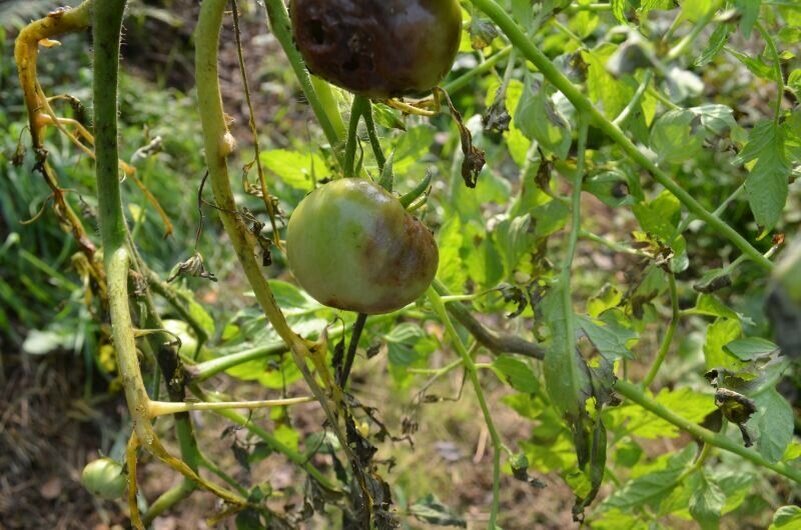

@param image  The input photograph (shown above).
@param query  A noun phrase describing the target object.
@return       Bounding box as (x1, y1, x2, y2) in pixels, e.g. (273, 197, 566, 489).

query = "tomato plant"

(5, 0, 801, 529)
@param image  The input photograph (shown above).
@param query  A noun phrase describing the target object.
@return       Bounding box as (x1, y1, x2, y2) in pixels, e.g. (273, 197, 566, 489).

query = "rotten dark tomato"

(290, 0, 462, 98)
(286, 178, 439, 314)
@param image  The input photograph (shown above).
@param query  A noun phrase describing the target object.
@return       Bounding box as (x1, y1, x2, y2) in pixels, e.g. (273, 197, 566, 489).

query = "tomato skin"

(290, 0, 462, 99)
(81, 458, 126, 500)
(286, 178, 438, 314)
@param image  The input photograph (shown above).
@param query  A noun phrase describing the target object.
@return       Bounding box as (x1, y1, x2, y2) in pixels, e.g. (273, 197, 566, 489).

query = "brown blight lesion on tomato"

(286, 178, 438, 314)
(290, 0, 462, 99)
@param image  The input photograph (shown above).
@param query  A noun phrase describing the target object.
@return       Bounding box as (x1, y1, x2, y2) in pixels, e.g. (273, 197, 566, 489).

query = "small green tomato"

(81, 457, 126, 500)
(286, 178, 438, 314)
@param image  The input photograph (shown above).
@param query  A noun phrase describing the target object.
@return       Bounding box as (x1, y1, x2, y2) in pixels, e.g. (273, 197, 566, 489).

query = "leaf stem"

(642, 273, 679, 388)
(612, 70, 653, 127)
(427, 287, 505, 527)
(362, 100, 387, 171)
(343, 95, 368, 178)
(665, 0, 724, 61)
(443, 45, 513, 94)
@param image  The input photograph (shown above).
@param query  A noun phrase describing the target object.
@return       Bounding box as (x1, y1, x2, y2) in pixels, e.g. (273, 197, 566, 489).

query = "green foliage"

(4, 0, 800, 528)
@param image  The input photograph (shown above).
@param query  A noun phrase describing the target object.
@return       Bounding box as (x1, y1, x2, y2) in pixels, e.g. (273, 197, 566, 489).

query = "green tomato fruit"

(290, 0, 462, 99)
(286, 178, 438, 314)
(81, 457, 126, 500)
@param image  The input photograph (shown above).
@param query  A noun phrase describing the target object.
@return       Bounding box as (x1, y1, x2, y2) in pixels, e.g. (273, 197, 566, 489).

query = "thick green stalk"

(94, 0, 154, 448)
(468, 0, 773, 271)
(615, 380, 801, 484)
(195, 0, 365, 510)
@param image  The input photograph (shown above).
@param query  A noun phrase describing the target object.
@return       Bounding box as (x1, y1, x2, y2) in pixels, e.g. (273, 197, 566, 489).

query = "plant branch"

(469, 0, 773, 271)
(433, 279, 545, 359)
(343, 95, 368, 178)
(96, 3, 247, 519)
(148, 396, 314, 417)
(642, 273, 679, 388)
(427, 287, 505, 527)
(614, 380, 801, 484)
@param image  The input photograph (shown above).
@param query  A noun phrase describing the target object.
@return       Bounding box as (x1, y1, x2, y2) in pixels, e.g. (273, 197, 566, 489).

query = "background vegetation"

(1, 0, 800, 528)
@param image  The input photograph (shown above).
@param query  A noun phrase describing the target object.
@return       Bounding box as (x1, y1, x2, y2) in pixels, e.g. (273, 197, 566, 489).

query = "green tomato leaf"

(601, 445, 694, 510)
(632, 190, 681, 241)
(703, 318, 743, 370)
(409, 494, 467, 528)
(514, 75, 572, 159)
(577, 314, 637, 361)
(541, 282, 591, 419)
(260, 149, 326, 190)
(750, 388, 794, 463)
(583, 44, 636, 118)
(742, 123, 791, 236)
(686, 294, 740, 320)
(608, 388, 717, 439)
(689, 471, 725, 530)
(492, 355, 540, 394)
(649, 109, 704, 163)
(695, 23, 733, 66)
(611, 0, 629, 24)
(770, 506, 801, 530)
(724, 337, 780, 361)
(587, 284, 624, 318)
(437, 216, 467, 291)
(733, 0, 761, 38)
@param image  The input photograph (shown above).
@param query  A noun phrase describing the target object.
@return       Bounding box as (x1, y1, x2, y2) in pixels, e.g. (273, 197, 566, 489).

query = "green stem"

(615, 380, 801, 484)
(362, 100, 386, 171)
(142, 481, 195, 525)
(310, 75, 347, 139)
(642, 274, 679, 388)
(612, 70, 653, 127)
(468, 0, 772, 271)
(195, 388, 340, 493)
(144, 267, 209, 345)
(442, 45, 513, 94)
(666, 0, 724, 61)
(432, 279, 545, 359)
(343, 96, 368, 178)
(199, 452, 249, 495)
(428, 287, 504, 528)
(94, 0, 154, 449)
